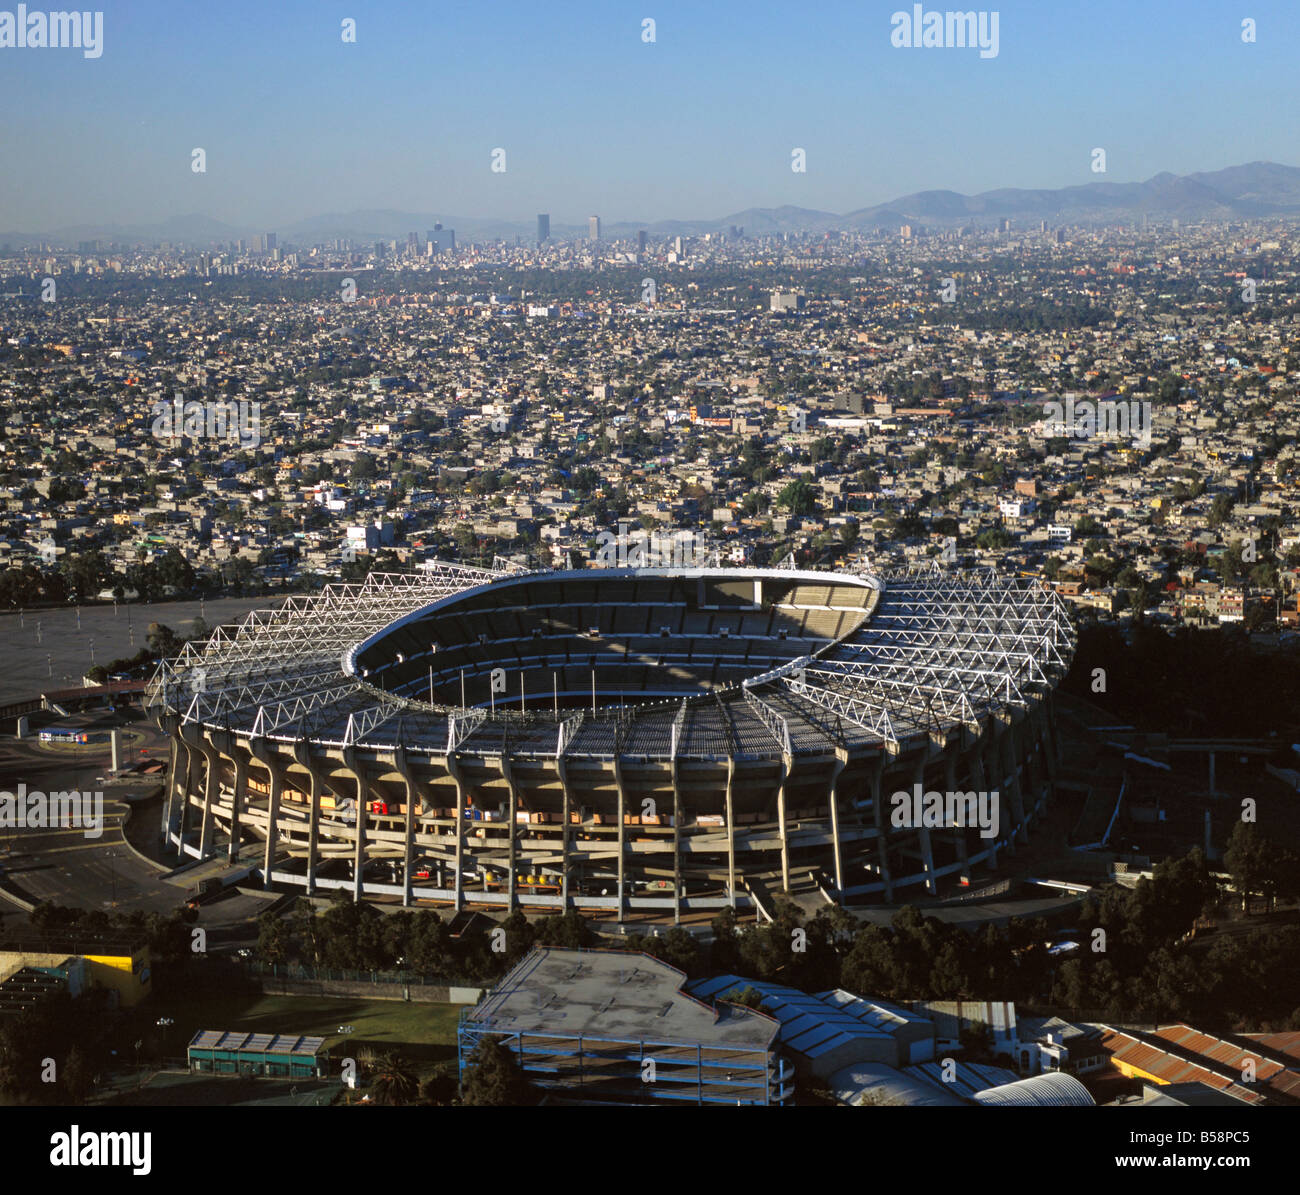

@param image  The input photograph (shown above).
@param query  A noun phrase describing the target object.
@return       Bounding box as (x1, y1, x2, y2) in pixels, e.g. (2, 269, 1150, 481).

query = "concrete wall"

(256, 973, 481, 1004)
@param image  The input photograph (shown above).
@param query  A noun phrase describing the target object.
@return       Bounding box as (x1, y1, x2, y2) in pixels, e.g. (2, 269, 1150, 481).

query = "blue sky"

(0, 0, 1297, 230)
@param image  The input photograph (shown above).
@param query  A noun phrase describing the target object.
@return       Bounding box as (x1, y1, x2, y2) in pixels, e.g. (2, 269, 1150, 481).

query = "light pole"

(156, 1016, 174, 1061)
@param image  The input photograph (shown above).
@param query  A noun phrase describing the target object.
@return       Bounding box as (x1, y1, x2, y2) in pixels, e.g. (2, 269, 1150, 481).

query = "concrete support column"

(967, 743, 990, 878)
(499, 757, 519, 911)
(176, 730, 203, 847)
(1019, 714, 1043, 808)
(911, 751, 937, 896)
(291, 743, 323, 898)
(249, 742, 284, 889)
(969, 740, 989, 791)
(777, 754, 792, 894)
(1032, 710, 1053, 810)
(162, 727, 184, 844)
(1000, 723, 1028, 846)
(198, 738, 221, 859)
(870, 752, 892, 901)
(670, 760, 683, 926)
(446, 753, 467, 912)
(343, 750, 369, 902)
(228, 750, 248, 864)
(828, 750, 847, 894)
(1041, 694, 1062, 783)
(613, 758, 626, 920)
(557, 758, 572, 910)
(393, 748, 417, 908)
(946, 749, 968, 874)
(725, 756, 737, 909)
(1033, 707, 1055, 787)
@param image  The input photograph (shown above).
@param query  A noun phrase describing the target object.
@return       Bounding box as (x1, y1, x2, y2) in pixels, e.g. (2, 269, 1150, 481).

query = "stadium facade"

(146, 560, 1074, 917)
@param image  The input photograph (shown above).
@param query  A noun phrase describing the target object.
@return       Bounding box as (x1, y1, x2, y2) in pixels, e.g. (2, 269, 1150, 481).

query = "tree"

(625, 928, 702, 978)
(369, 1052, 418, 1106)
(1225, 822, 1287, 912)
(145, 622, 181, 658)
(418, 1070, 458, 1106)
(710, 907, 741, 973)
(256, 912, 291, 964)
(1208, 492, 1235, 529)
(976, 527, 1012, 550)
(720, 985, 765, 1010)
(533, 910, 593, 949)
(777, 478, 818, 517)
(958, 1023, 994, 1062)
(461, 1038, 535, 1106)
(61, 1046, 93, 1105)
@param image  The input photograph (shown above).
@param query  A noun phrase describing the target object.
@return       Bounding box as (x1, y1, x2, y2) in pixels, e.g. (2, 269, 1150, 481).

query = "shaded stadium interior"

(350, 570, 875, 708)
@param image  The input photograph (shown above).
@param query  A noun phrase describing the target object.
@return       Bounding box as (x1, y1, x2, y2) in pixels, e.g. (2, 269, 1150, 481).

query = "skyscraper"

(637, 229, 647, 255)
(426, 224, 456, 254)
(588, 215, 601, 242)
(537, 214, 550, 244)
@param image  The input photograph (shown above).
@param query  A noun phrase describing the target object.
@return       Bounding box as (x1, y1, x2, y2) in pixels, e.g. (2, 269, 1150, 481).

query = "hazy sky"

(1, 0, 1298, 231)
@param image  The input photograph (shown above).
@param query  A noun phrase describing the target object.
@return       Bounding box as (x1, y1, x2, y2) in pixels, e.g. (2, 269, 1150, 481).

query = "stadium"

(146, 559, 1075, 918)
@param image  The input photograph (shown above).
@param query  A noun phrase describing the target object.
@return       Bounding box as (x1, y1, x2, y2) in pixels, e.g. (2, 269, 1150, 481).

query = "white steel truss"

(149, 562, 1074, 763)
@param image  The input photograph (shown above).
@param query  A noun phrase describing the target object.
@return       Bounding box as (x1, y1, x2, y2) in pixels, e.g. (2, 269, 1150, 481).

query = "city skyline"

(7, 157, 1300, 248)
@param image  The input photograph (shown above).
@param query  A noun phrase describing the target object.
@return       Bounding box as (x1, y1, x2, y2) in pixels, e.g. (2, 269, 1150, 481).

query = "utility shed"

(187, 1030, 326, 1078)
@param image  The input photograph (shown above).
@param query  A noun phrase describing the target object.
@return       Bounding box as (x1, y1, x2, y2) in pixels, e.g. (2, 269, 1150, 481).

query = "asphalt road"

(0, 724, 174, 915)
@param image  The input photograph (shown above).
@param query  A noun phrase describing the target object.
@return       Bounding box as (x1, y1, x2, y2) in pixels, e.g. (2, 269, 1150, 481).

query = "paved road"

(0, 724, 168, 914)
(0, 719, 180, 918)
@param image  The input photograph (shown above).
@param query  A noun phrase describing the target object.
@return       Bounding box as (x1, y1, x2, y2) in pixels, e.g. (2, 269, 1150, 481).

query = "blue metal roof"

(687, 976, 894, 1059)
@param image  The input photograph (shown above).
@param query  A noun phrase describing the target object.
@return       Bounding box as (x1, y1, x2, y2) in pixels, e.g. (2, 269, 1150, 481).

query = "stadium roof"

(147, 560, 1075, 763)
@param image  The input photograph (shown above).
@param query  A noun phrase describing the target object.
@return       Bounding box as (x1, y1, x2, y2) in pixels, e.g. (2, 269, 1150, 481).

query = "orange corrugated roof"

(1100, 1030, 1265, 1104)
(1245, 1031, 1300, 1061)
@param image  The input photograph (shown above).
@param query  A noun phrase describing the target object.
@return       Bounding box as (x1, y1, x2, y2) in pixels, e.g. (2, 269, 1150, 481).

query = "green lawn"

(145, 993, 466, 1064)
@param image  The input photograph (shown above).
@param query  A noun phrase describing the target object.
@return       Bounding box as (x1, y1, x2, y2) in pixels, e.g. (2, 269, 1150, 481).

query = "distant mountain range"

(6, 161, 1300, 249)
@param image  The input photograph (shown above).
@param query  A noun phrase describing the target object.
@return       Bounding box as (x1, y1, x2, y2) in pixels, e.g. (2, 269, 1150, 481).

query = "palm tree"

(369, 1053, 418, 1107)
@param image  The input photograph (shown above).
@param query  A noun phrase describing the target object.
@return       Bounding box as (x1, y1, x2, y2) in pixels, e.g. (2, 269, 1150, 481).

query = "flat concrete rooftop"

(467, 947, 778, 1050)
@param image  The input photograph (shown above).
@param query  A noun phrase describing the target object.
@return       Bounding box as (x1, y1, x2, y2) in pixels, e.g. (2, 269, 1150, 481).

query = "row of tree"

(258, 844, 1298, 1032)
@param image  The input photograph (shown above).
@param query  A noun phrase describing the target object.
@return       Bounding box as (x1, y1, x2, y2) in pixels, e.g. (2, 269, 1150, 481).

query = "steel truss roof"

(147, 562, 1075, 764)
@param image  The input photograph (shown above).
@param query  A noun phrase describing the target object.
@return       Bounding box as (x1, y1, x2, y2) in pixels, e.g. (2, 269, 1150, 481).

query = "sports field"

(148, 993, 467, 1063)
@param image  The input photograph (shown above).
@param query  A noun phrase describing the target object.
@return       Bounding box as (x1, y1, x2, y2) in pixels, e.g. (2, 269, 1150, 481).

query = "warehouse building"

(0, 938, 149, 1007)
(687, 975, 934, 1074)
(1101, 1024, 1300, 1105)
(187, 1030, 327, 1079)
